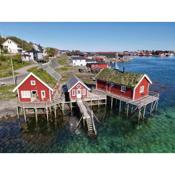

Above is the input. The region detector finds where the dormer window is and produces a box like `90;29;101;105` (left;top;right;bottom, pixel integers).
121;85;126;92
31;80;36;86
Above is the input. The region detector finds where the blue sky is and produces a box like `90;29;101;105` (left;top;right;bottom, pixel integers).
0;22;175;51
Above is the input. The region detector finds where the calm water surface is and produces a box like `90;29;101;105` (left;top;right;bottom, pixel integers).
1;56;175;153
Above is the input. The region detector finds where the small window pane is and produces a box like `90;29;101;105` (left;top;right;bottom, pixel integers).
31;80;36;86
121;86;126;92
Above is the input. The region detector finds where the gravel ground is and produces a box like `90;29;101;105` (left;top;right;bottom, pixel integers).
0;99;17;118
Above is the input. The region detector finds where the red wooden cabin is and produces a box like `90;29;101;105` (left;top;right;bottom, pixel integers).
13;72;54;102
95;68;152;101
90;63;108;69
67;76;90;100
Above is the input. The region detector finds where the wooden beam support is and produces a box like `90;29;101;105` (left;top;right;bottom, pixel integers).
110;97;113;109
126;103;129;117
23;108;26;122
16;106;19;119
54;105;57;118
119;100;122;113
46;107;49;121
35;108;38;123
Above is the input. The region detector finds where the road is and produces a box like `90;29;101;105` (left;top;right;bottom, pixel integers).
0;58;61;86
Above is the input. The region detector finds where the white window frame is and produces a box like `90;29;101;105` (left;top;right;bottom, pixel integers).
140;85;144;94
31;80;36;86
41;90;46;98
121;85;126;92
21;90;31;98
72;89;75;96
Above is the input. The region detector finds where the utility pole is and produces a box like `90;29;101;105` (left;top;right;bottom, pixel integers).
10;57;15;85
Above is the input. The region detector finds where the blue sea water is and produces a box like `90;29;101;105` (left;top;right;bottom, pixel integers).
0;56;175;153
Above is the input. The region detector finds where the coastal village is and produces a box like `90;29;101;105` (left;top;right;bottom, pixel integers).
0;35;173;136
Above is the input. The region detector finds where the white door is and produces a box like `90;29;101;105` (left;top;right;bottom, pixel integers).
31;91;37;102
76;89;82;99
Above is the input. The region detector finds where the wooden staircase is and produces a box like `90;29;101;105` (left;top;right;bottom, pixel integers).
76;100;97;136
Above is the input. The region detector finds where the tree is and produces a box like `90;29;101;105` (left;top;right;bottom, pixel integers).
45;47;58;57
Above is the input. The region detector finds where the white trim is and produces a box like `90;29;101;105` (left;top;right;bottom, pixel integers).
31;80;36;86
13;72;54;92
132;74;152;100
41;90;46;98
68;80;90;92
21;90;31;98
49;90;52;101
139;85;144;94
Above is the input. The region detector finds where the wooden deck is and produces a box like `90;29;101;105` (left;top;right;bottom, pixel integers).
16;91;107;109
94;89;159;108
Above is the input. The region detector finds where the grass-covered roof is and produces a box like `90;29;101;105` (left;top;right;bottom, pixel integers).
96;68;144;88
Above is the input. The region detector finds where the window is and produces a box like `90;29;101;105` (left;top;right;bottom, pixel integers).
72;89;75;96
41;90;46;98
21;91;31;98
31;80;36;86
121;85;126;92
140;85;144;94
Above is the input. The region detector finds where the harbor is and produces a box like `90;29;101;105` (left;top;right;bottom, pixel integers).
0;56;174;152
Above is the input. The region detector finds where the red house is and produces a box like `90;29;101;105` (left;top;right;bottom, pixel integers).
13;72;54;102
67;76;90;100
95;68;152;100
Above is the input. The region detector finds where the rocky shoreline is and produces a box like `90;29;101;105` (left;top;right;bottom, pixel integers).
0;99;17;118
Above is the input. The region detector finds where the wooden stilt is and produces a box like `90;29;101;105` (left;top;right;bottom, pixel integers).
23;108;26;122
46;107;49;121
150;102;153;115
111;97;113;109
17;106;19;119
119;100;121;113
138;109;141;122
54;105;57;118
143;105;146;120
155;100;159;111
35;108;38;122
126;103;129;117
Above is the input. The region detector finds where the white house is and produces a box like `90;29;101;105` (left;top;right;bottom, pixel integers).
72;57;87;66
21;51;34;62
2;39;22;54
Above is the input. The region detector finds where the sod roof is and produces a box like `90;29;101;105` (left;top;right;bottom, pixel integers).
95;68;144;88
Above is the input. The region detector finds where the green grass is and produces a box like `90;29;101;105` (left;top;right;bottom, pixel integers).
0;85;16;100
57;55;69;65
57;66;73;72
0;54;31;78
28;67;57;87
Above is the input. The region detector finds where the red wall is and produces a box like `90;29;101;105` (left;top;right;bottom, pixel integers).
134;77;150;100
96;80;133;99
18;75;52;102
70;82;88;100
91;63;108;69
97;77;150;100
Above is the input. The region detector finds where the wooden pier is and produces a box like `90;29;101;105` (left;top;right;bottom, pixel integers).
95;89;159;121
15;88;159;135
16;91;107;124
